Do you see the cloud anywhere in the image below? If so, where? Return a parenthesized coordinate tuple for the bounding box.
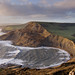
(0, 0, 75, 23)
(54, 0, 75, 9)
(39, 0, 51, 7)
(0, 3, 48, 16)
(53, 0, 75, 17)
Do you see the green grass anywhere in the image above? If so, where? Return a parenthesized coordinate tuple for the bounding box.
(38, 22, 75, 41)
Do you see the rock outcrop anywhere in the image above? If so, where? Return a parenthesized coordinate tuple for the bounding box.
(0, 60, 75, 75)
(0, 22, 50, 47)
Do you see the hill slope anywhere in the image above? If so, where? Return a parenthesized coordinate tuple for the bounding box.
(0, 22, 50, 47)
(2, 22, 75, 41)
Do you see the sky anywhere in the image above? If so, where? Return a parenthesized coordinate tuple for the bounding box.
(0, 0, 75, 24)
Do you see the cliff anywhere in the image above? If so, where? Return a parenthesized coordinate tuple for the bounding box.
(0, 22, 75, 57)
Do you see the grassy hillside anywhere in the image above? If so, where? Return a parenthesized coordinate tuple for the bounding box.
(2, 22, 75, 42)
(38, 22, 75, 42)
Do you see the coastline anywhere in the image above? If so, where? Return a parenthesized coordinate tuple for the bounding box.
(0, 29, 72, 69)
(0, 39, 71, 69)
(0, 27, 75, 75)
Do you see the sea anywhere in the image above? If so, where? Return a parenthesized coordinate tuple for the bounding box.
(0, 29, 70, 69)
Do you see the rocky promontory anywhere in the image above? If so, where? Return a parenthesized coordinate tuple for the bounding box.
(0, 22, 75, 57)
(0, 22, 75, 75)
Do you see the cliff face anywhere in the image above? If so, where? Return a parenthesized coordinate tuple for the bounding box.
(0, 22, 75, 57)
(47, 35, 75, 57)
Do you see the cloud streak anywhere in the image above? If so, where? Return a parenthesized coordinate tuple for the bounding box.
(0, 0, 75, 23)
